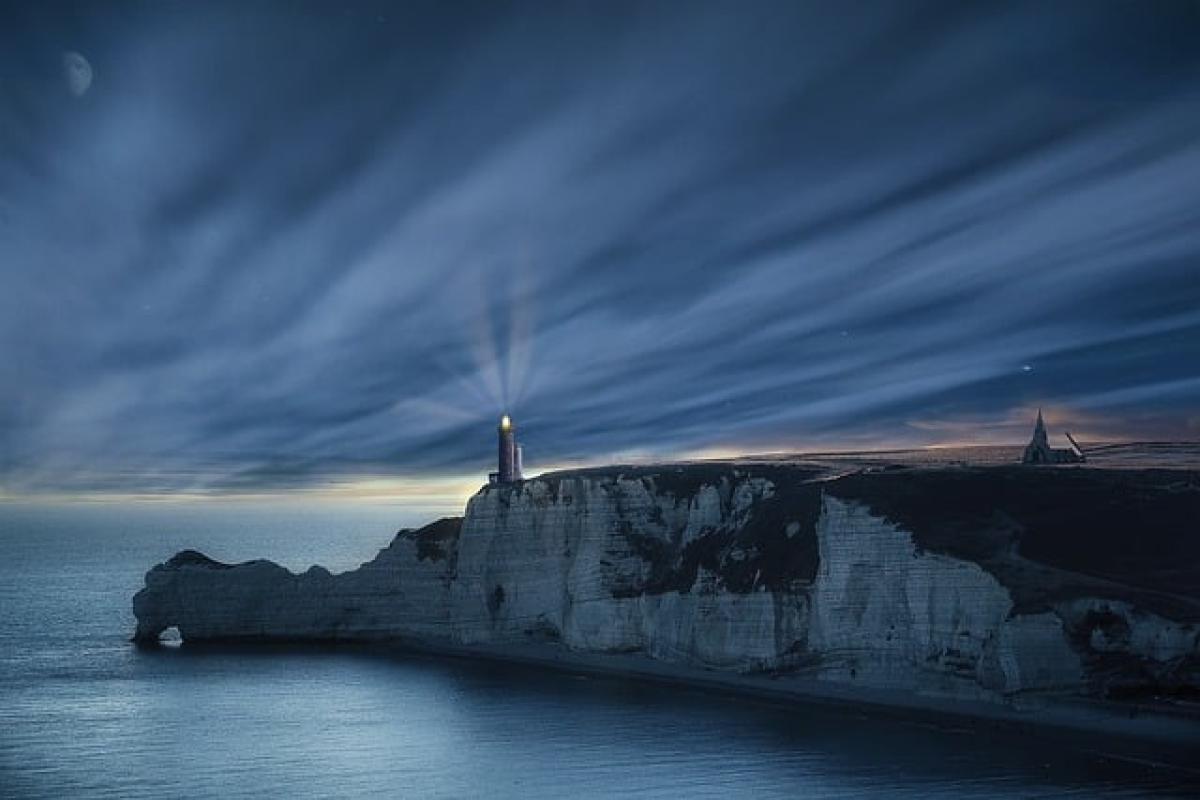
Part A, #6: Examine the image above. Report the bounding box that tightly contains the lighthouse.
[493,415,524,483]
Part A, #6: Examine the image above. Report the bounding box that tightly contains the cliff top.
[485,457,1200,622]
[534,441,1200,481]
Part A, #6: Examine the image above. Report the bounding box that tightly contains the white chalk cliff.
[134,465,1200,709]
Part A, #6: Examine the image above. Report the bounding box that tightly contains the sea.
[1,499,1197,799]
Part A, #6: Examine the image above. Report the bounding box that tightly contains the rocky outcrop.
[133,465,1200,709]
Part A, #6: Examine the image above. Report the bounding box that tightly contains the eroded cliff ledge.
[133,464,1200,711]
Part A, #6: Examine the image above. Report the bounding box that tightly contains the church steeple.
[1022,408,1082,464]
[1032,408,1048,447]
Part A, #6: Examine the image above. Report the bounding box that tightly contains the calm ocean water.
[1,501,1196,799]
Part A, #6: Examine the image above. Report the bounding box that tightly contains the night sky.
[2,1,1199,496]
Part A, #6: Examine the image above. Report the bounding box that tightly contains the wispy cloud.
[2,0,1199,495]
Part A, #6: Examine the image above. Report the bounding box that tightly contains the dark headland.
[133,443,1200,744]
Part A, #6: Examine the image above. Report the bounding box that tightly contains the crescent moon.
[62,51,93,97]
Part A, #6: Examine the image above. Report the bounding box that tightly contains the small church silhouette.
[1022,409,1085,464]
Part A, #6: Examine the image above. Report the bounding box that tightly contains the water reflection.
[117,641,1199,799]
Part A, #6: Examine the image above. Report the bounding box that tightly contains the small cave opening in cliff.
[487,585,506,615]
[159,626,182,647]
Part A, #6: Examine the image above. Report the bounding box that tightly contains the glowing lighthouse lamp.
[489,414,524,484]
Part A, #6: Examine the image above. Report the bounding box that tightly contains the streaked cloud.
[2,0,1198,495]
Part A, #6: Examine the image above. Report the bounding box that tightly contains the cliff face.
[133,465,1200,706]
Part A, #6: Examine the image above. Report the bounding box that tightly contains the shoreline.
[152,633,1200,751]
[130,458,1200,766]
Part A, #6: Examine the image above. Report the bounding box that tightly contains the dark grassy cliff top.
[162,550,235,570]
[396,516,463,563]
[528,462,827,502]
[522,458,1200,619]
[534,441,1200,481]
[827,466,1200,619]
